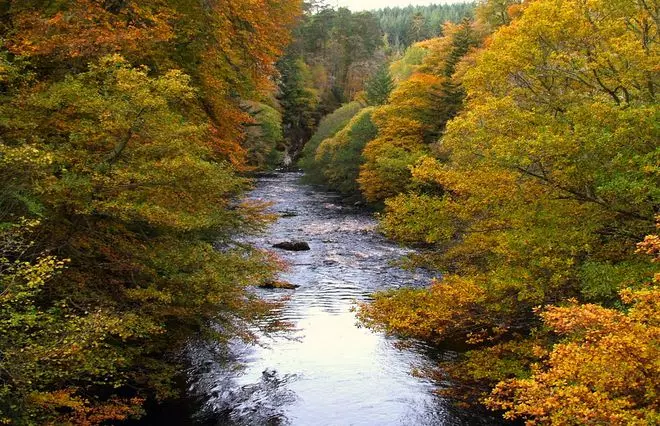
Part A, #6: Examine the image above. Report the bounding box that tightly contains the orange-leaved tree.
[358,20,483,203]
[487,222,660,424]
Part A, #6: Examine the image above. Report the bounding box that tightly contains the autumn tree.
[488,229,660,424]
[243,102,286,169]
[281,3,385,123]
[282,2,474,163]
[358,20,482,203]
[299,101,363,183]
[488,287,660,425]
[315,108,378,195]
[475,0,526,30]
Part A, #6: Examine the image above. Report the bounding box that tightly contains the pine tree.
[365,65,394,106]
[277,55,320,159]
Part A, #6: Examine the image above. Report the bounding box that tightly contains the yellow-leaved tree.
[360,0,659,419]
[488,222,660,425]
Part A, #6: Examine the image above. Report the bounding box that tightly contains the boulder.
[272,240,310,251]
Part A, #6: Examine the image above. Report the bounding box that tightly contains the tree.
[243,102,286,169]
[299,101,363,182]
[487,223,660,424]
[278,3,389,138]
[358,21,483,203]
[0,54,284,422]
[408,12,428,43]
[375,3,475,50]
[365,65,394,106]
[489,290,660,425]
[315,108,378,195]
[278,55,320,160]
[475,0,525,30]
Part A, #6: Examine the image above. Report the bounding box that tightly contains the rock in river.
[279,210,299,218]
[258,280,300,289]
[273,240,310,251]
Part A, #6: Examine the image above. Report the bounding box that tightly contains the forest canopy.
[278,1,474,159]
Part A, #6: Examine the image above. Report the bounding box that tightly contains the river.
[147,172,498,425]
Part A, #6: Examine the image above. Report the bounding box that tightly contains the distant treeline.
[374,3,475,50]
[277,1,473,158]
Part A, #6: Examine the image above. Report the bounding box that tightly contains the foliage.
[299,101,363,182]
[280,2,384,154]
[486,225,660,424]
[488,287,660,425]
[365,65,394,106]
[277,55,320,159]
[380,193,456,245]
[314,108,378,195]
[372,0,659,309]
[0,0,300,422]
[357,275,490,344]
[0,218,150,423]
[358,20,482,203]
[280,1,474,159]
[414,0,660,288]
[475,0,526,31]
[243,102,286,170]
[298,18,482,202]
[389,44,428,82]
[356,0,660,421]
[374,3,475,51]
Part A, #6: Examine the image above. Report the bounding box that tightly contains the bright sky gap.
[336,0,470,12]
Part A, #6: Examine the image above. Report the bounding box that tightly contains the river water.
[178,172,496,426]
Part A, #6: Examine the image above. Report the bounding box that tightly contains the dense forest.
[278,1,473,158]
[0,0,658,424]
[375,3,475,49]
